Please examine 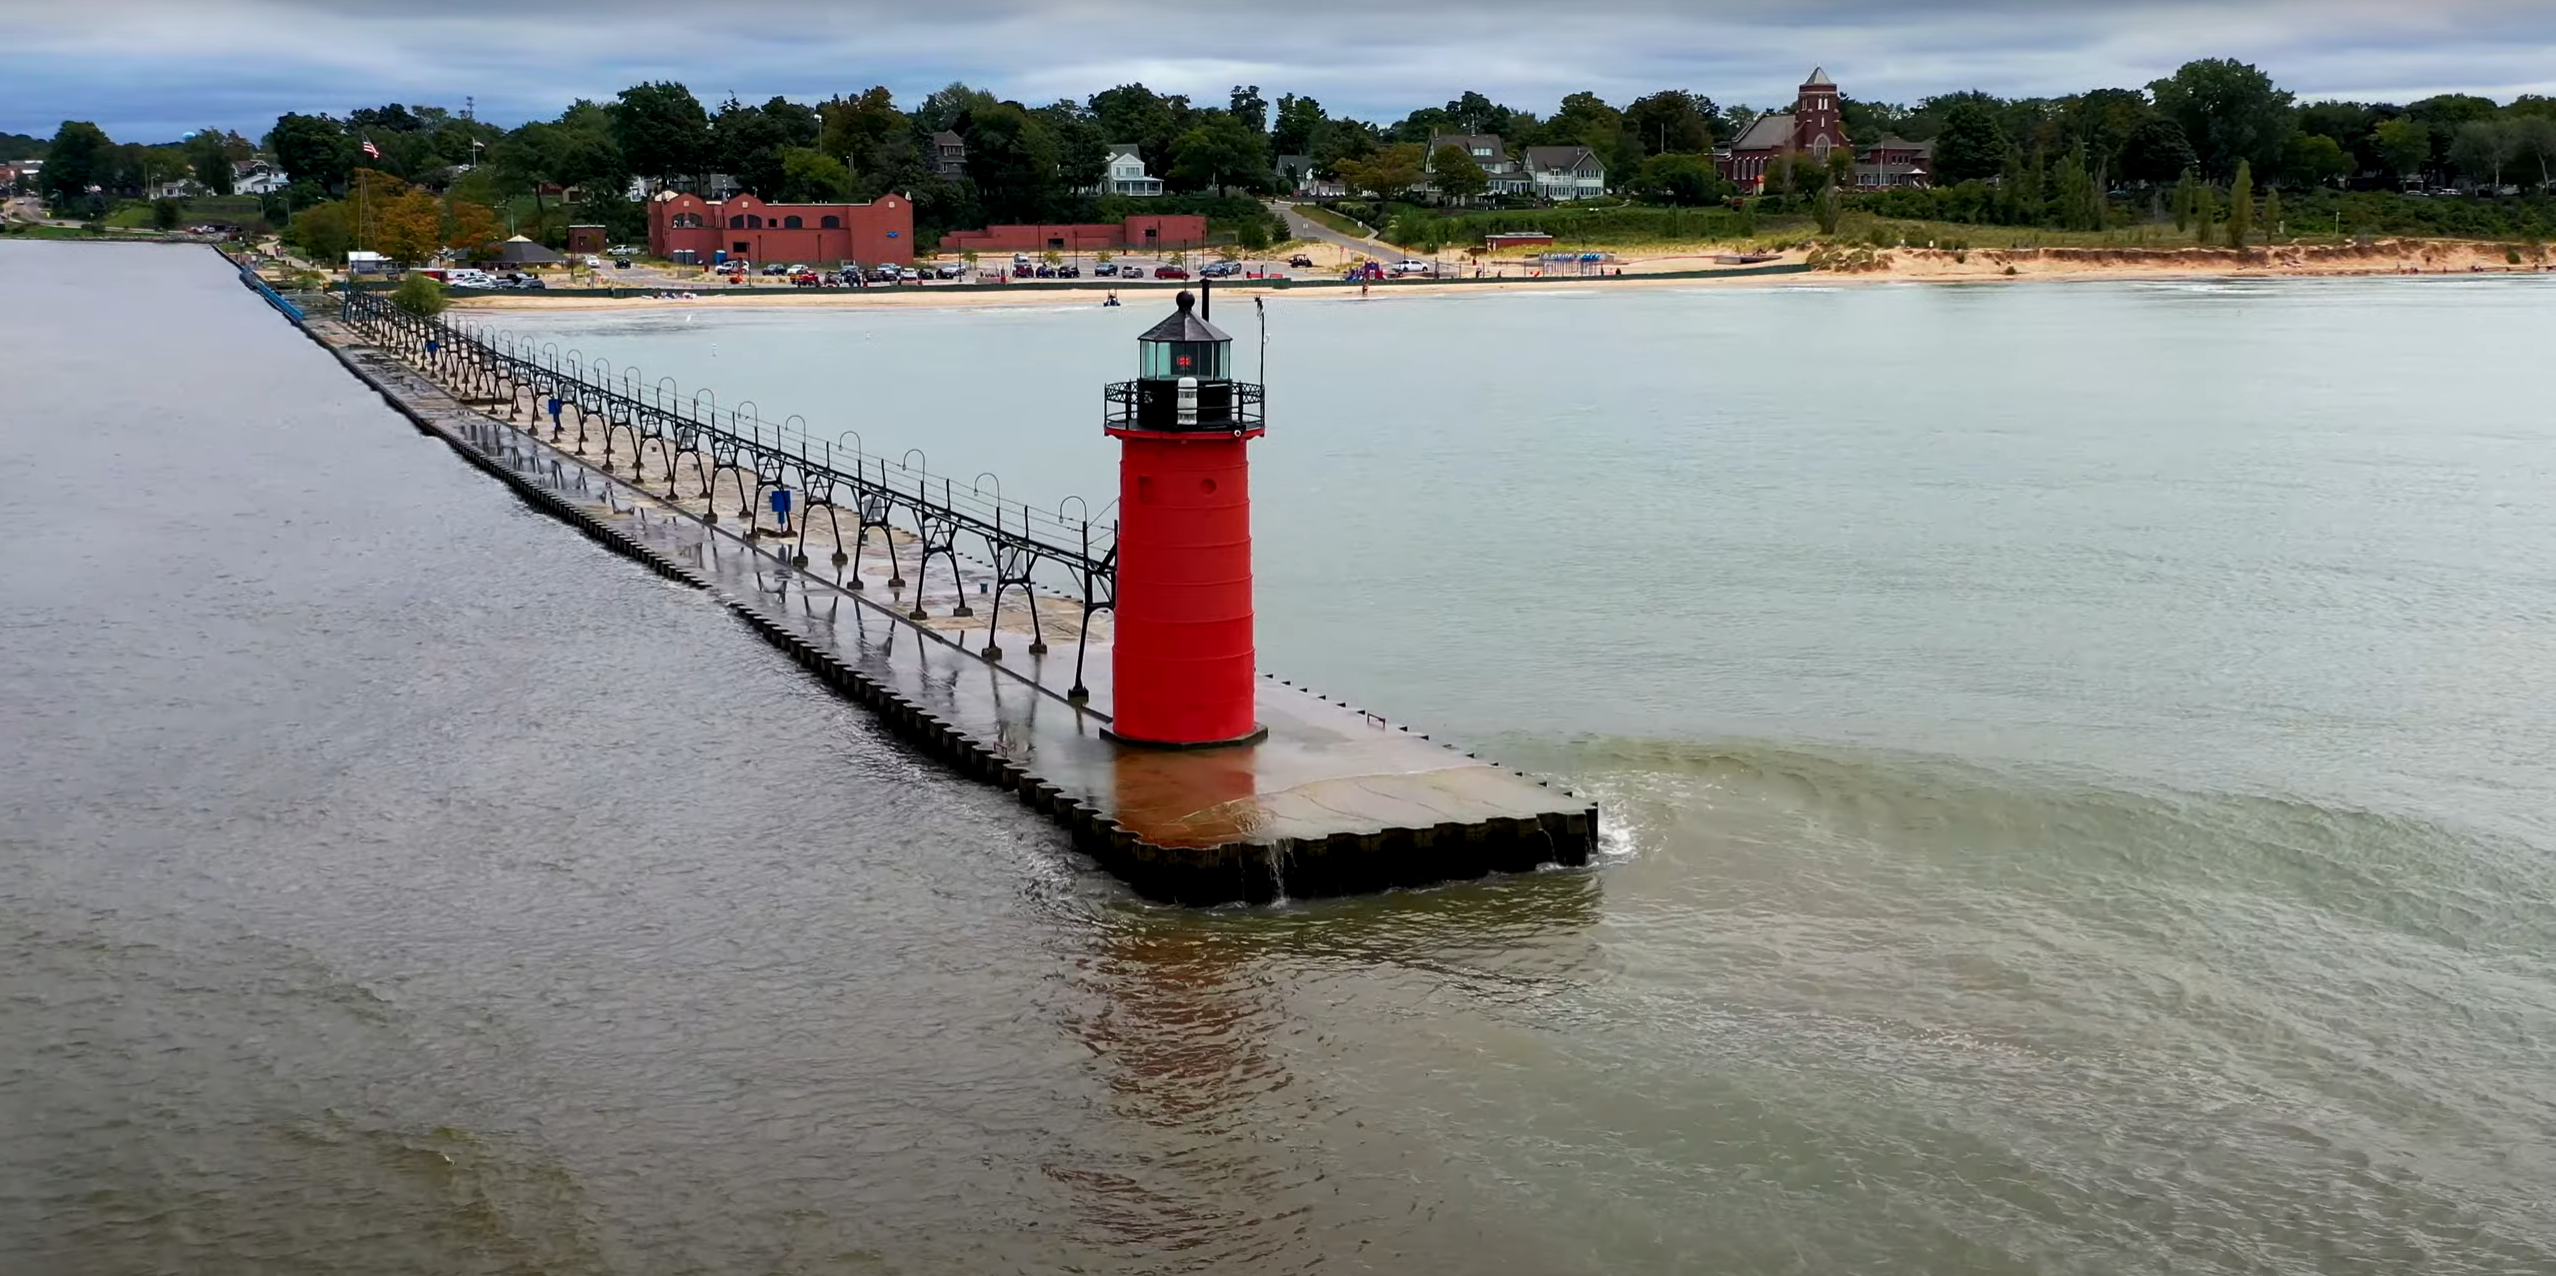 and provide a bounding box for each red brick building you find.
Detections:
[940,215,1208,256]
[1721,67,1855,193]
[646,190,914,266]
